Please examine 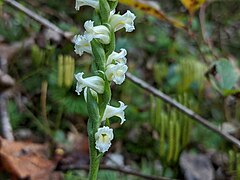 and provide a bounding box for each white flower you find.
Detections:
[75,0,99,10]
[101,101,127,124]
[84,20,110,44]
[106,48,127,66]
[109,10,136,32]
[105,63,128,84]
[73,35,92,56]
[75,72,104,95]
[95,126,114,153]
